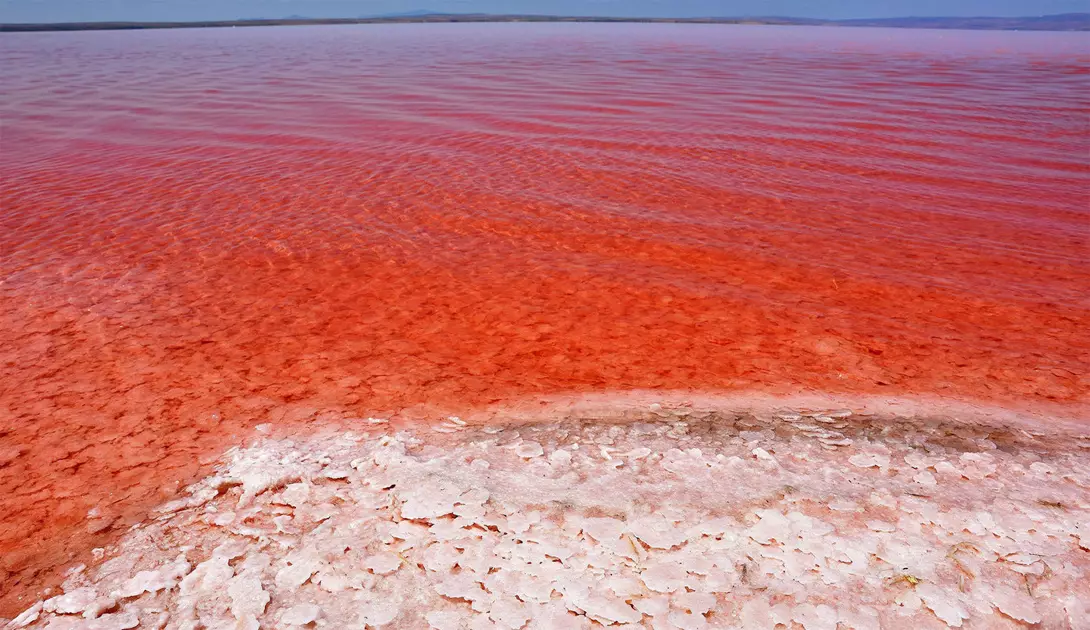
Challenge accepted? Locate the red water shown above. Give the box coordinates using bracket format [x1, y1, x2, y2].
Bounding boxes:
[0, 23, 1088, 614]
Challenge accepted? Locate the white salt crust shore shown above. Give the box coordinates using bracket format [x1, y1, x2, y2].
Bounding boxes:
[5, 403, 1090, 630]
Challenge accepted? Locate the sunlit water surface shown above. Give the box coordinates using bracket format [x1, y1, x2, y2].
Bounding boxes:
[0, 23, 1088, 614]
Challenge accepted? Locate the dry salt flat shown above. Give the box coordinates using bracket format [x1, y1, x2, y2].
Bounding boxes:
[5, 405, 1089, 630]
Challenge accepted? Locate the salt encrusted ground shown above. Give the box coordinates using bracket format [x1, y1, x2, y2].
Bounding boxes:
[5, 405, 1090, 630]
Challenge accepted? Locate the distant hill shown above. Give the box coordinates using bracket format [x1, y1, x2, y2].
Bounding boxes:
[3, 13, 1088, 32]
[834, 13, 1090, 30]
[368, 10, 452, 18]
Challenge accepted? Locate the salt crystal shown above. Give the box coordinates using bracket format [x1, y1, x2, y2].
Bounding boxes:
[740, 599, 773, 627]
[630, 514, 687, 549]
[43, 587, 97, 614]
[934, 461, 960, 476]
[211, 511, 236, 526]
[1003, 552, 1039, 565]
[868, 491, 897, 508]
[904, 452, 929, 469]
[506, 511, 540, 534]
[273, 514, 293, 533]
[640, 561, 689, 592]
[633, 596, 671, 616]
[359, 601, 399, 626]
[793, 603, 839, 630]
[227, 575, 270, 619]
[668, 610, 708, 629]
[459, 488, 490, 506]
[315, 569, 353, 593]
[914, 471, 937, 486]
[849, 452, 889, 469]
[114, 569, 175, 599]
[436, 574, 489, 602]
[489, 597, 532, 628]
[427, 611, 466, 630]
[281, 603, 321, 626]
[770, 602, 795, 626]
[364, 552, 402, 575]
[515, 441, 544, 458]
[607, 576, 644, 598]
[42, 619, 81, 630]
[307, 503, 338, 522]
[430, 519, 471, 541]
[748, 510, 790, 545]
[83, 611, 139, 630]
[958, 453, 997, 480]
[8, 602, 43, 628]
[179, 556, 232, 598]
[548, 449, 571, 465]
[81, 596, 120, 621]
[571, 594, 642, 624]
[839, 606, 879, 629]
[985, 585, 1041, 624]
[1008, 562, 1045, 575]
[691, 516, 738, 537]
[673, 592, 716, 614]
[400, 483, 461, 519]
[917, 583, 967, 627]
[280, 482, 311, 507]
[274, 555, 319, 589]
[752, 447, 777, 463]
[1063, 596, 1090, 630]
[583, 517, 626, 542]
[532, 603, 592, 630]
[1029, 462, 1053, 474]
[238, 553, 271, 575]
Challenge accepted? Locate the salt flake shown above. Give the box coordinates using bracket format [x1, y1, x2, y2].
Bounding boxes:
[917, 583, 967, 627]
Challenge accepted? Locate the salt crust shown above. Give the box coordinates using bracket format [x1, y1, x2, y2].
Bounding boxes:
[7, 408, 1090, 629]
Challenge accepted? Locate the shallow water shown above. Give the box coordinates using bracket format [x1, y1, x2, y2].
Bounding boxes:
[0, 23, 1088, 615]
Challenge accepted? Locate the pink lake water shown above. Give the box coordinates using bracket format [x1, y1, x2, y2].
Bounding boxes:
[0, 23, 1088, 615]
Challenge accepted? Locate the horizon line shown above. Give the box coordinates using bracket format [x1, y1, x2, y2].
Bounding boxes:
[2, 12, 1088, 32]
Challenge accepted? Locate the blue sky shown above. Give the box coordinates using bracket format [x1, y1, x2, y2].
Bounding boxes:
[2, 0, 1087, 23]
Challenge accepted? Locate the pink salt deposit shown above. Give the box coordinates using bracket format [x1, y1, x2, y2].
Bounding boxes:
[6, 401, 1088, 629]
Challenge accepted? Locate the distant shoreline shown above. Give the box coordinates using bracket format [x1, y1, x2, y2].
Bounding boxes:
[3, 13, 1088, 33]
